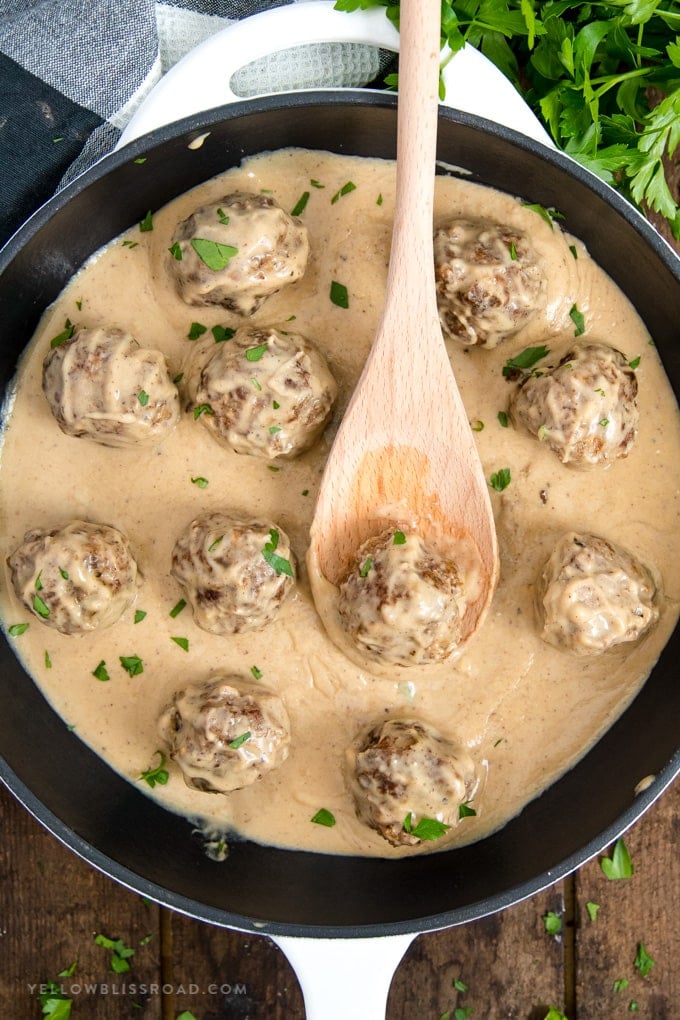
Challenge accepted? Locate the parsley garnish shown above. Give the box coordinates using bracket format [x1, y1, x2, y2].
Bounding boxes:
[33, 593, 50, 618]
[212, 325, 235, 342]
[168, 242, 182, 260]
[45, 650, 52, 669]
[291, 191, 310, 216]
[629, 356, 641, 370]
[188, 321, 207, 340]
[586, 901, 600, 922]
[262, 528, 294, 577]
[208, 535, 224, 553]
[191, 476, 209, 488]
[403, 812, 451, 841]
[393, 530, 406, 545]
[169, 598, 187, 618]
[38, 980, 72, 1019]
[569, 303, 586, 337]
[359, 557, 373, 578]
[216, 207, 229, 224]
[250, 665, 263, 680]
[497, 411, 509, 428]
[229, 731, 251, 750]
[331, 180, 356, 203]
[8, 622, 29, 636]
[139, 210, 153, 232]
[543, 911, 562, 937]
[92, 660, 110, 682]
[119, 655, 144, 677]
[613, 978, 629, 993]
[190, 238, 238, 270]
[139, 750, 170, 788]
[50, 318, 75, 349]
[330, 280, 349, 308]
[522, 203, 563, 229]
[245, 343, 268, 362]
[634, 942, 655, 977]
[193, 403, 215, 420]
[171, 636, 189, 652]
[137, 390, 149, 406]
[502, 345, 550, 378]
[489, 468, 511, 492]
[458, 801, 476, 819]
[311, 808, 336, 827]
[94, 933, 135, 973]
[600, 837, 634, 880]
[471, 419, 484, 432]
[134, 609, 147, 624]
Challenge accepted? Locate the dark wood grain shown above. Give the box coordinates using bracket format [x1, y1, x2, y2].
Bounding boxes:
[3, 776, 676, 1019]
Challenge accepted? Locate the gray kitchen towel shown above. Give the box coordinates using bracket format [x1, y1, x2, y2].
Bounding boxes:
[0, 0, 391, 245]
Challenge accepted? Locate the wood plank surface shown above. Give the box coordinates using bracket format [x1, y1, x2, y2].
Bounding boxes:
[1, 777, 677, 1018]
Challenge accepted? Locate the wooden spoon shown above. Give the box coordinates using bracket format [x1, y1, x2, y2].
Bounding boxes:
[307, 0, 499, 650]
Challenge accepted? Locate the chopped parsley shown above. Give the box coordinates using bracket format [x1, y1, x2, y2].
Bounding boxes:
[393, 530, 406, 545]
[122, 239, 139, 249]
[193, 403, 215, 420]
[330, 280, 349, 308]
[190, 237, 238, 270]
[489, 468, 511, 492]
[522, 202, 563, 229]
[137, 390, 149, 406]
[94, 933, 135, 974]
[311, 808, 336, 827]
[310, 179, 325, 189]
[32, 593, 50, 618]
[169, 598, 187, 618]
[139, 210, 154, 232]
[262, 528, 294, 577]
[171, 636, 189, 652]
[172, 372, 184, 385]
[331, 180, 356, 203]
[8, 622, 29, 636]
[600, 837, 634, 880]
[208, 535, 224, 553]
[92, 660, 110, 682]
[168, 242, 183, 260]
[50, 318, 75, 349]
[250, 665, 263, 680]
[216, 207, 230, 224]
[191, 476, 209, 488]
[212, 325, 235, 343]
[38, 980, 72, 1019]
[508, 240, 518, 260]
[569, 303, 586, 337]
[629, 356, 641, 370]
[291, 191, 310, 216]
[229, 731, 251, 750]
[458, 801, 476, 819]
[502, 345, 550, 379]
[245, 342, 268, 362]
[139, 750, 170, 788]
[188, 321, 207, 340]
[497, 410, 509, 428]
[634, 942, 655, 977]
[569, 244, 578, 259]
[134, 609, 147, 624]
[359, 557, 373, 578]
[403, 812, 451, 841]
[543, 911, 563, 937]
[44, 650, 52, 669]
[119, 654, 144, 677]
[471, 419, 484, 432]
[585, 901, 600, 922]
[376, 193, 383, 206]
[268, 425, 282, 435]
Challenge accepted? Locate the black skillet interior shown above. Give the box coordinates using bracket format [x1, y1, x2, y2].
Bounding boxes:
[1, 92, 679, 938]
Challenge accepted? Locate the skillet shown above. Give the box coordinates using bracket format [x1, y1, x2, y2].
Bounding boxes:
[1, 12, 679, 1016]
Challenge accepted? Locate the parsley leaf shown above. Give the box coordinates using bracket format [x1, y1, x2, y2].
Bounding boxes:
[119, 654, 144, 677]
[634, 942, 655, 977]
[190, 238, 238, 270]
[262, 528, 294, 577]
[94, 933, 135, 973]
[330, 280, 349, 308]
[311, 808, 336, 827]
[139, 750, 170, 788]
[600, 837, 634, 880]
[489, 467, 512, 492]
[403, 812, 451, 841]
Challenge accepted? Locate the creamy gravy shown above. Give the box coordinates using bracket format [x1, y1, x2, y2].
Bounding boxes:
[2, 149, 680, 858]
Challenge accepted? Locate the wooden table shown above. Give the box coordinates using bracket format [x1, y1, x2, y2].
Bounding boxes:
[1, 777, 677, 1018]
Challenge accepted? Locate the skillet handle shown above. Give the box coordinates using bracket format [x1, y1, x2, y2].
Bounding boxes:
[272, 933, 416, 1019]
[117, 0, 552, 148]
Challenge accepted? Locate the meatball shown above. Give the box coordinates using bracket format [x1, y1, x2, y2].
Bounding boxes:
[170, 191, 308, 315]
[434, 218, 545, 347]
[171, 511, 296, 635]
[510, 341, 638, 467]
[8, 520, 138, 635]
[345, 718, 477, 847]
[537, 532, 659, 655]
[337, 527, 462, 666]
[42, 326, 180, 448]
[158, 674, 291, 793]
[185, 325, 337, 460]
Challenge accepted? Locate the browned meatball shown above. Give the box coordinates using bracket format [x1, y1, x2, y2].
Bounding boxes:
[345, 718, 477, 847]
[184, 325, 337, 460]
[434, 218, 545, 347]
[510, 341, 638, 467]
[537, 532, 659, 655]
[337, 528, 462, 666]
[8, 520, 138, 634]
[170, 192, 308, 315]
[158, 674, 291, 793]
[171, 511, 296, 635]
[42, 326, 180, 448]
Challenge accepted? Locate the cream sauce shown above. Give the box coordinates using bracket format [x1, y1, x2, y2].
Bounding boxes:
[2, 149, 680, 858]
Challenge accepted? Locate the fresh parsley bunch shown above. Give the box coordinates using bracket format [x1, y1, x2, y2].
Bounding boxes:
[334, 0, 680, 237]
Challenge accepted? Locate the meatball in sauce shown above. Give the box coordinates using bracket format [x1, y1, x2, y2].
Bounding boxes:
[171, 511, 296, 636]
[345, 718, 477, 847]
[184, 325, 337, 460]
[510, 341, 638, 467]
[159, 674, 291, 793]
[170, 192, 308, 315]
[42, 326, 180, 449]
[8, 520, 138, 635]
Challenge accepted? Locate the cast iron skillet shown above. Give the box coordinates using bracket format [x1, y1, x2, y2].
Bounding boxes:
[1, 92, 679, 941]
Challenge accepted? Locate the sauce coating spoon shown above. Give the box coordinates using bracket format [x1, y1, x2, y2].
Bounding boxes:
[308, 0, 499, 652]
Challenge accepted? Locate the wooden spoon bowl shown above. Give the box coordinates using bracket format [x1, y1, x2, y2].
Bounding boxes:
[307, 0, 499, 654]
